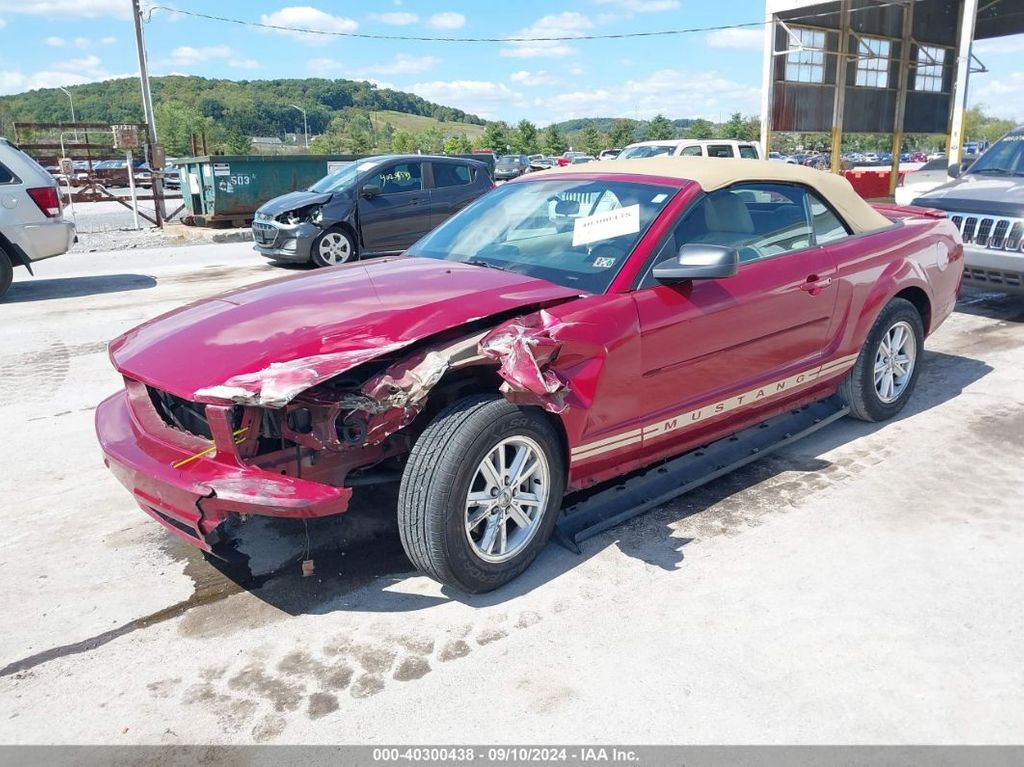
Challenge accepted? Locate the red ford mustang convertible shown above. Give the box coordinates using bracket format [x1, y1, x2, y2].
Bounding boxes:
[96, 158, 963, 592]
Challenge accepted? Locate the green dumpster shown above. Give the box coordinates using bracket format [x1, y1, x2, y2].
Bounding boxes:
[176, 154, 363, 227]
[176, 153, 494, 227]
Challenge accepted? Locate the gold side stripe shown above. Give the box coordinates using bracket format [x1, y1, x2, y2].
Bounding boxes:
[570, 353, 860, 465]
[570, 428, 643, 456]
[571, 434, 644, 460]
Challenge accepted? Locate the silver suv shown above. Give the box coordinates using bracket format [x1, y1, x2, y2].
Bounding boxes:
[0, 138, 76, 298]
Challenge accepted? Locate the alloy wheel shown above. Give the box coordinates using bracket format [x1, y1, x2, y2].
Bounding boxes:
[464, 436, 551, 564]
[874, 320, 917, 403]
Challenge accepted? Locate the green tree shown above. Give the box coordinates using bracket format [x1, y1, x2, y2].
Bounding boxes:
[645, 114, 675, 141]
[543, 124, 566, 155]
[391, 130, 416, 153]
[512, 119, 539, 154]
[581, 125, 603, 156]
[965, 104, 1016, 145]
[608, 119, 635, 148]
[721, 112, 746, 140]
[482, 121, 510, 152]
[155, 102, 216, 156]
[220, 125, 252, 154]
[686, 118, 715, 139]
[443, 134, 474, 155]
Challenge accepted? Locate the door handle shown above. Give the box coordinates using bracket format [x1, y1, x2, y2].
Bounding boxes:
[799, 275, 833, 295]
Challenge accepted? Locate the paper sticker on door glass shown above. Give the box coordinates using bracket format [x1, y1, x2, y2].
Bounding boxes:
[572, 204, 641, 247]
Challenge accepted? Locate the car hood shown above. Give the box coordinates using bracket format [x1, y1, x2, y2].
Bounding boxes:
[256, 190, 333, 217]
[109, 257, 582, 406]
[912, 173, 1024, 217]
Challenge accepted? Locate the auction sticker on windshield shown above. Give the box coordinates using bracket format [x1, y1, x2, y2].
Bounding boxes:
[572, 204, 641, 247]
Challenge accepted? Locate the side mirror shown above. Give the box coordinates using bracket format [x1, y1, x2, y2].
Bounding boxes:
[652, 244, 740, 284]
[947, 163, 961, 179]
[361, 184, 381, 199]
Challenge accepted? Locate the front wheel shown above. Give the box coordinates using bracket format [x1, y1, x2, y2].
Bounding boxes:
[310, 227, 355, 267]
[398, 394, 566, 593]
[839, 297, 925, 422]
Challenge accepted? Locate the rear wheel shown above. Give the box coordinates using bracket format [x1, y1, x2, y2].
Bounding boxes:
[840, 297, 924, 422]
[310, 227, 355, 267]
[0, 247, 13, 299]
[398, 394, 565, 593]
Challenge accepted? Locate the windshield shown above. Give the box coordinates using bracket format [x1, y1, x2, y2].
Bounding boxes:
[618, 144, 677, 160]
[498, 155, 519, 163]
[308, 161, 367, 193]
[966, 133, 1024, 177]
[407, 179, 677, 293]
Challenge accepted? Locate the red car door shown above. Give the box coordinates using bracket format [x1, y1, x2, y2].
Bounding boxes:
[629, 183, 844, 458]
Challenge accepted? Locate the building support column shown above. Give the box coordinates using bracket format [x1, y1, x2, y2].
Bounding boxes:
[760, 10, 776, 157]
[889, 0, 915, 196]
[830, 0, 852, 174]
[948, 0, 978, 175]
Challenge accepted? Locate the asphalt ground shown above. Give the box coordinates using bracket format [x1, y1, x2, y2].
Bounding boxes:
[1, 243, 1022, 744]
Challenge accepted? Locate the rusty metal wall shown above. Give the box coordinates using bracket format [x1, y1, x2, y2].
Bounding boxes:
[768, 0, 966, 134]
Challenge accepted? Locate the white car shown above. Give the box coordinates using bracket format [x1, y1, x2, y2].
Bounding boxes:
[618, 139, 762, 160]
[894, 156, 972, 207]
[0, 138, 76, 298]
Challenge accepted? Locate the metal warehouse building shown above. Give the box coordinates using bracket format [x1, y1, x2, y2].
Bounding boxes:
[759, 0, 1024, 190]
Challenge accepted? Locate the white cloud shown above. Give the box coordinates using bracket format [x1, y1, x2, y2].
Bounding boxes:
[0, 17, 6, 28]
[502, 12, 593, 59]
[259, 6, 358, 46]
[705, 28, 764, 51]
[0, 0, 129, 18]
[358, 53, 440, 76]
[510, 70, 560, 87]
[99, 36, 116, 45]
[0, 54, 131, 95]
[45, 36, 64, 47]
[970, 73, 1024, 121]
[428, 12, 465, 30]
[408, 79, 526, 119]
[593, 0, 680, 10]
[162, 46, 259, 70]
[165, 45, 234, 65]
[974, 34, 1024, 56]
[540, 69, 761, 122]
[307, 57, 344, 76]
[369, 11, 417, 25]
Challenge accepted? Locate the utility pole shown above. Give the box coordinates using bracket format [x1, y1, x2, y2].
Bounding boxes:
[291, 105, 309, 149]
[59, 86, 78, 141]
[132, 0, 164, 226]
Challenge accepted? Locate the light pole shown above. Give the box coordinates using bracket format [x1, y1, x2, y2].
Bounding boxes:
[291, 105, 309, 149]
[58, 86, 78, 141]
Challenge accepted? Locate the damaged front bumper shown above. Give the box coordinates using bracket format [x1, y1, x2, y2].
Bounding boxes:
[96, 390, 351, 550]
[251, 219, 321, 262]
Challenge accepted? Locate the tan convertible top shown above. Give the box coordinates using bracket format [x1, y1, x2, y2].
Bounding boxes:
[542, 157, 893, 234]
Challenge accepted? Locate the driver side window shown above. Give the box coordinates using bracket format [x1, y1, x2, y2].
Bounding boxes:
[672, 183, 850, 262]
[367, 162, 422, 195]
[638, 183, 852, 288]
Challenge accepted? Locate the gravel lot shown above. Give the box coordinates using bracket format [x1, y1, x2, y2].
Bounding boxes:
[1, 242, 1022, 744]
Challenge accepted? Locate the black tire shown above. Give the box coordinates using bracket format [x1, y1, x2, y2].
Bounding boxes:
[839, 297, 925, 422]
[0, 247, 13, 300]
[310, 227, 355, 268]
[398, 394, 566, 593]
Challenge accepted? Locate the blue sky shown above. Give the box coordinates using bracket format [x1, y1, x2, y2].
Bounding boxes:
[0, 0, 1021, 125]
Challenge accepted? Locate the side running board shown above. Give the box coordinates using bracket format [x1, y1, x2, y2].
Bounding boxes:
[554, 397, 850, 553]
